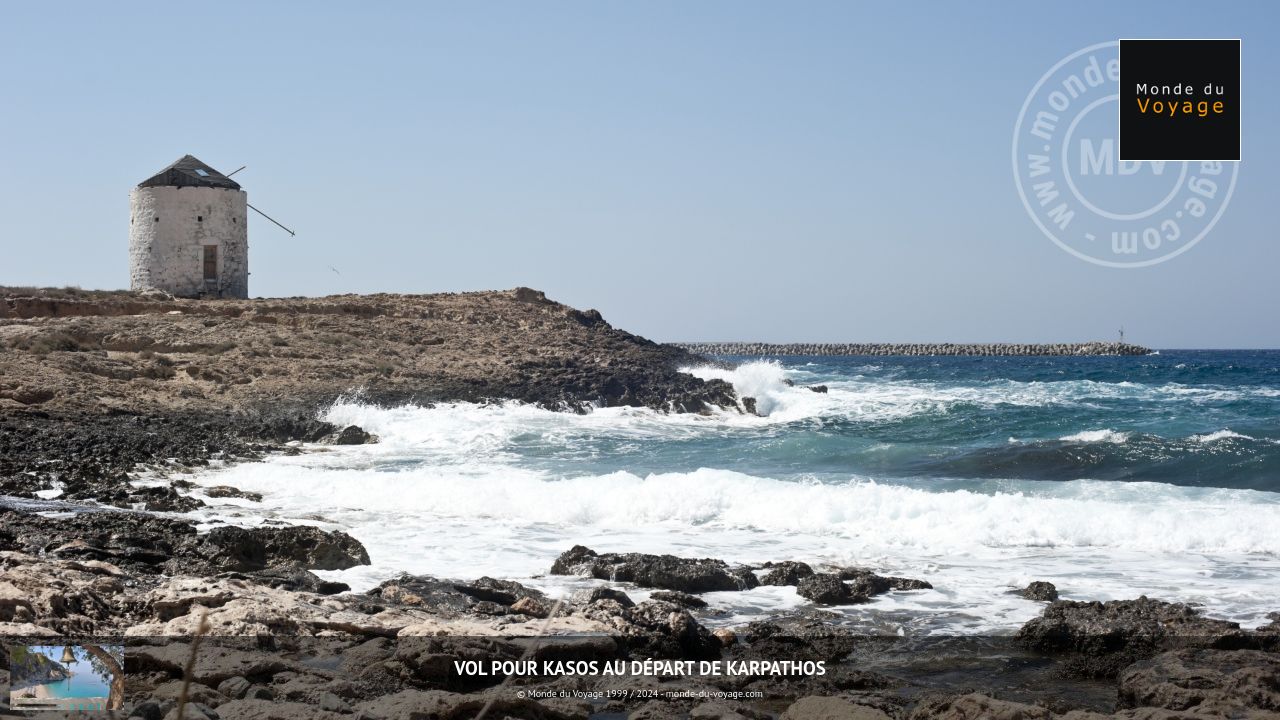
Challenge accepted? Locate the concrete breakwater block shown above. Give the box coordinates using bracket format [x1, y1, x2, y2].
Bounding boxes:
[671, 342, 1152, 357]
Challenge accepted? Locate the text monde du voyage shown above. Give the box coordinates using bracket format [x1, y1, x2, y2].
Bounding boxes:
[1135, 83, 1228, 118]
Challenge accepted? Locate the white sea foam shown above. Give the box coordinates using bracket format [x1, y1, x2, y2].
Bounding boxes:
[681, 361, 1268, 423]
[1191, 429, 1255, 443]
[173, 394, 1280, 634]
[1059, 429, 1130, 444]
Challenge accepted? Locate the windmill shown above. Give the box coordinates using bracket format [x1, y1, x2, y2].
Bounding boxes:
[130, 154, 298, 298]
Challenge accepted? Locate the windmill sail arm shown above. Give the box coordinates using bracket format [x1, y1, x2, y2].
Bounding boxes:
[248, 203, 296, 236]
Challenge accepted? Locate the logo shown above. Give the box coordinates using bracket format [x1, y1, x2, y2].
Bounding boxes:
[1012, 41, 1238, 268]
[1119, 39, 1240, 161]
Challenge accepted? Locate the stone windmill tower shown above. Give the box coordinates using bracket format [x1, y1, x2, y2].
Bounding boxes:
[129, 155, 250, 298]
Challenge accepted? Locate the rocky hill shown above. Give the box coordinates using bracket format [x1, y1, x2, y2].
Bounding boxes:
[0, 286, 735, 417]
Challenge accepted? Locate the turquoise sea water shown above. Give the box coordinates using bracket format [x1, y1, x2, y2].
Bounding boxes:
[686, 351, 1280, 492]
[27, 661, 109, 699]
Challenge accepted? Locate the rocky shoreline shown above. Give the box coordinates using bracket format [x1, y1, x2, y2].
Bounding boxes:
[672, 342, 1153, 356]
[0, 526, 1276, 718]
[1, 287, 1276, 718]
[0, 287, 739, 510]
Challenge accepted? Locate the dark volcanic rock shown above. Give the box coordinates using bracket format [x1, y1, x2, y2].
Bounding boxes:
[759, 561, 815, 587]
[573, 586, 636, 607]
[0, 505, 194, 572]
[650, 590, 709, 609]
[794, 569, 931, 606]
[836, 567, 933, 596]
[330, 424, 375, 445]
[0, 506, 370, 582]
[0, 411, 329, 508]
[1018, 580, 1059, 602]
[551, 545, 758, 593]
[191, 525, 370, 572]
[368, 574, 547, 616]
[453, 576, 548, 606]
[1118, 648, 1280, 714]
[202, 485, 263, 502]
[1015, 596, 1274, 678]
[796, 574, 856, 605]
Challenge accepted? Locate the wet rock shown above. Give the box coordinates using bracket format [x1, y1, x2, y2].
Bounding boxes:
[1016, 596, 1272, 678]
[329, 425, 375, 445]
[836, 567, 933, 595]
[454, 576, 549, 605]
[127, 484, 206, 512]
[1019, 581, 1060, 602]
[760, 561, 815, 587]
[191, 525, 370, 572]
[807, 385, 829, 394]
[1118, 648, 1280, 715]
[796, 574, 856, 605]
[572, 586, 635, 607]
[649, 590, 708, 609]
[203, 485, 264, 502]
[550, 545, 759, 593]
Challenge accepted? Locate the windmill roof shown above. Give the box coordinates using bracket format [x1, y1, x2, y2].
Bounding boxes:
[137, 155, 241, 190]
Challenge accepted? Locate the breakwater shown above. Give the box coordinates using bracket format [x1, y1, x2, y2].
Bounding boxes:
[672, 342, 1152, 357]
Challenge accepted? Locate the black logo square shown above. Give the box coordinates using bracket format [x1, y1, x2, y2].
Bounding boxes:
[1119, 39, 1240, 161]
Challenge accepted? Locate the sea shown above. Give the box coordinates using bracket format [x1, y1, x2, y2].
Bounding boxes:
[25, 659, 110, 699]
[183, 350, 1280, 635]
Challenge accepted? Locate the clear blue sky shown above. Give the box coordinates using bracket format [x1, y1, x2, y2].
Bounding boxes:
[2, 2, 1276, 347]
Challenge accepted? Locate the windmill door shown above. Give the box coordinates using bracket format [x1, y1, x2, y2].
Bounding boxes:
[202, 245, 218, 291]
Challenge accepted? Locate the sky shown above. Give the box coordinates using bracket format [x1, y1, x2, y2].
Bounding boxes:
[1, 1, 1276, 348]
